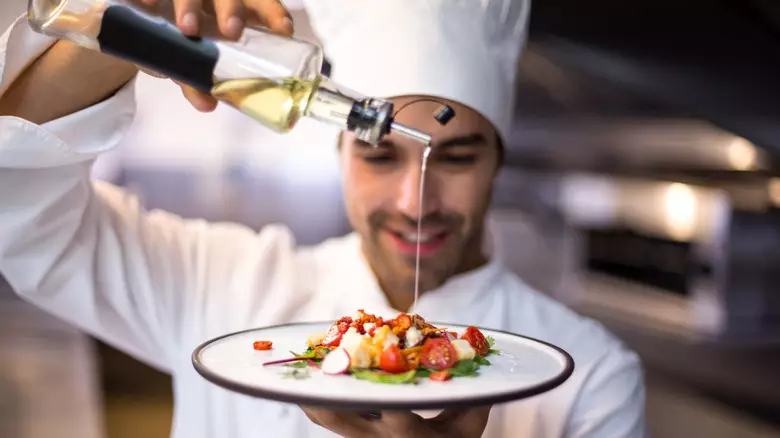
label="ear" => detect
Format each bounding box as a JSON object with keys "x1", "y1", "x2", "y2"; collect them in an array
[
  {"x1": 337, "y1": 131, "x2": 350, "y2": 170},
  {"x1": 492, "y1": 133, "x2": 505, "y2": 176}
]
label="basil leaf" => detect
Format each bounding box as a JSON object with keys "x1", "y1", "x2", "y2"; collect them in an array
[
  {"x1": 351, "y1": 370, "x2": 418, "y2": 384},
  {"x1": 416, "y1": 368, "x2": 431, "y2": 378},
  {"x1": 292, "y1": 347, "x2": 328, "y2": 359},
  {"x1": 447, "y1": 359, "x2": 480, "y2": 377},
  {"x1": 281, "y1": 369, "x2": 310, "y2": 380},
  {"x1": 474, "y1": 355, "x2": 491, "y2": 366}
]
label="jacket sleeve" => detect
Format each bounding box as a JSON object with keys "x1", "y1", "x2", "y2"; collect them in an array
[
  {"x1": 0, "y1": 15, "x2": 295, "y2": 372},
  {"x1": 565, "y1": 349, "x2": 647, "y2": 437}
]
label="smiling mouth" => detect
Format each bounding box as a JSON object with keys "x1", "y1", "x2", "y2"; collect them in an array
[
  {"x1": 395, "y1": 232, "x2": 445, "y2": 244},
  {"x1": 385, "y1": 229, "x2": 449, "y2": 256}
]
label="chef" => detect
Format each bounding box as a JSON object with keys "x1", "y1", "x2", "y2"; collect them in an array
[{"x1": 0, "y1": 0, "x2": 646, "y2": 437}]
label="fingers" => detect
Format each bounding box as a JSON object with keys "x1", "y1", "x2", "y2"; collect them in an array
[
  {"x1": 301, "y1": 408, "x2": 374, "y2": 438},
  {"x1": 379, "y1": 411, "x2": 425, "y2": 436},
  {"x1": 177, "y1": 82, "x2": 218, "y2": 112},
  {"x1": 428, "y1": 405, "x2": 493, "y2": 437},
  {"x1": 172, "y1": 0, "x2": 203, "y2": 36},
  {"x1": 138, "y1": 66, "x2": 168, "y2": 79},
  {"x1": 212, "y1": 0, "x2": 245, "y2": 39},
  {"x1": 244, "y1": 0, "x2": 294, "y2": 36},
  {"x1": 170, "y1": 0, "x2": 292, "y2": 39}
]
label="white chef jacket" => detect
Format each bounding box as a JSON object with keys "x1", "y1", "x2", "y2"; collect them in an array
[{"x1": 0, "y1": 16, "x2": 646, "y2": 438}]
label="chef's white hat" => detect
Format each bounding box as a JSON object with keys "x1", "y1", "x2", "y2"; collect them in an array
[{"x1": 302, "y1": 0, "x2": 531, "y2": 144}]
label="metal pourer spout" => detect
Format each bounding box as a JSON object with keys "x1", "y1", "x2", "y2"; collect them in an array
[
  {"x1": 346, "y1": 97, "x2": 454, "y2": 147},
  {"x1": 390, "y1": 122, "x2": 432, "y2": 146},
  {"x1": 347, "y1": 97, "x2": 433, "y2": 147}
]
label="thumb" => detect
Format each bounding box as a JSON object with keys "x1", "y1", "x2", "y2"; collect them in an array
[
  {"x1": 137, "y1": 65, "x2": 168, "y2": 79},
  {"x1": 175, "y1": 80, "x2": 218, "y2": 112}
]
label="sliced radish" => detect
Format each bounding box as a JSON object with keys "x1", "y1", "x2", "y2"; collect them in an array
[{"x1": 320, "y1": 348, "x2": 351, "y2": 375}]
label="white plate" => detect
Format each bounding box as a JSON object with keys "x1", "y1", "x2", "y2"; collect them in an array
[{"x1": 192, "y1": 322, "x2": 574, "y2": 411}]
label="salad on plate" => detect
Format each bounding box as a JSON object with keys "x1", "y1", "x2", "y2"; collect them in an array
[{"x1": 256, "y1": 310, "x2": 500, "y2": 384}]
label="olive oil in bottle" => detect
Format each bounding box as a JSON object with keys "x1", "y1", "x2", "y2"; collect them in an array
[{"x1": 211, "y1": 77, "x2": 318, "y2": 133}]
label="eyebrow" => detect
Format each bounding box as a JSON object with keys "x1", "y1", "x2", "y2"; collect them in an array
[
  {"x1": 434, "y1": 133, "x2": 487, "y2": 149},
  {"x1": 369, "y1": 133, "x2": 488, "y2": 149}
]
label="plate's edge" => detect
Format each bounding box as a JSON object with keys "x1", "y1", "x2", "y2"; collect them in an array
[{"x1": 191, "y1": 321, "x2": 576, "y2": 411}]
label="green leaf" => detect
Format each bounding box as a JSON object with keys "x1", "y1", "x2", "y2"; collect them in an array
[
  {"x1": 416, "y1": 368, "x2": 431, "y2": 378},
  {"x1": 351, "y1": 370, "x2": 418, "y2": 385},
  {"x1": 446, "y1": 359, "x2": 481, "y2": 377},
  {"x1": 486, "y1": 336, "x2": 496, "y2": 347},
  {"x1": 488, "y1": 349, "x2": 500, "y2": 356},
  {"x1": 284, "y1": 361, "x2": 309, "y2": 369},
  {"x1": 281, "y1": 369, "x2": 310, "y2": 380},
  {"x1": 474, "y1": 355, "x2": 491, "y2": 366},
  {"x1": 292, "y1": 347, "x2": 328, "y2": 360}
]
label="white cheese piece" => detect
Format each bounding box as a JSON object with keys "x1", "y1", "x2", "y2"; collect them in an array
[
  {"x1": 350, "y1": 342, "x2": 373, "y2": 369},
  {"x1": 307, "y1": 332, "x2": 326, "y2": 347},
  {"x1": 340, "y1": 328, "x2": 373, "y2": 368},
  {"x1": 340, "y1": 327, "x2": 363, "y2": 357},
  {"x1": 451, "y1": 339, "x2": 476, "y2": 361},
  {"x1": 405, "y1": 326, "x2": 423, "y2": 348},
  {"x1": 383, "y1": 332, "x2": 400, "y2": 349}
]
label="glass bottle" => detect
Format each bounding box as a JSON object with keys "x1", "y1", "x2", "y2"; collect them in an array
[{"x1": 26, "y1": 0, "x2": 433, "y2": 145}]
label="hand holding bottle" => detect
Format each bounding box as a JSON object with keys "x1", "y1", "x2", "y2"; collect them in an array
[
  {"x1": 136, "y1": 0, "x2": 294, "y2": 112},
  {"x1": 0, "y1": 0, "x2": 294, "y2": 124}
]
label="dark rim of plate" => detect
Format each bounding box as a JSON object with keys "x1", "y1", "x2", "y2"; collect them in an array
[{"x1": 191, "y1": 321, "x2": 576, "y2": 411}]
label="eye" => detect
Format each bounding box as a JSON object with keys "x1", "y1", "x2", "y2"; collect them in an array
[
  {"x1": 440, "y1": 154, "x2": 477, "y2": 165},
  {"x1": 363, "y1": 153, "x2": 397, "y2": 165}
]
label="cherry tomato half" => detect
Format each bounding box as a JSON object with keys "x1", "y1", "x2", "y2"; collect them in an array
[
  {"x1": 429, "y1": 370, "x2": 452, "y2": 381},
  {"x1": 461, "y1": 326, "x2": 490, "y2": 356},
  {"x1": 253, "y1": 341, "x2": 273, "y2": 351},
  {"x1": 420, "y1": 338, "x2": 457, "y2": 370},
  {"x1": 379, "y1": 344, "x2": 410, "y2": 374}
]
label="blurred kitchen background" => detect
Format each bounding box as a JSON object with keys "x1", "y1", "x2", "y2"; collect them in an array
[{"x1": 3, "y1": 0, "x2": 780, "y2": 437}]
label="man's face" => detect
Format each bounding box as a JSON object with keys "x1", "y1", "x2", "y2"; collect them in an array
[{"x1": 340, "y1": 97, "x2": 501, "y2": 297}]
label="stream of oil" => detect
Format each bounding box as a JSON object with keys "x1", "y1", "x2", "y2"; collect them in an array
[{"x1": 411, "y1": 145, "x2": 433, "y2": 313}]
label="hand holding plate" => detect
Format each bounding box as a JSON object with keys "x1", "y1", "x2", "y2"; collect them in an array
[{"x1": 301, "y1": 406, "x2": 493, "y2": 438}]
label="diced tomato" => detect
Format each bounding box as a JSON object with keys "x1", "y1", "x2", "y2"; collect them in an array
[
  {"x1": 368, "y1": 325, "x2": 377, "y2": 336},
  {"x1": 379, "y1": 344, "x2": 409, "y2": 374},
  {"x1": 397, "y1": 314, "x2": 412, "y2": 330},
  {"x1": 420, "y1": 338, "x2": 457, "y2": 370},
  {"x1": 448, "y1": 331, "x2": 458, "y2": 339},
  {"x1": 253, "y1": 341, "x2": 273, "y2": 351},
  {"x1": 336, "y1": 316, "x2": 353, "y2": 327},
  {"x1": 322, "y1": 323, "x2": 349, "y2": 347},
  {"x1": 429, "y1": 370, "x2": 452, "y2": 381},
  {"x1": 461, "y1": 326, "x2": 490, "y2": 356}
]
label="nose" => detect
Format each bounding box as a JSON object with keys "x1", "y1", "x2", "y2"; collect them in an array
[{"x1": 395, "y1": 160, "x2": 440, "y2": 219}]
